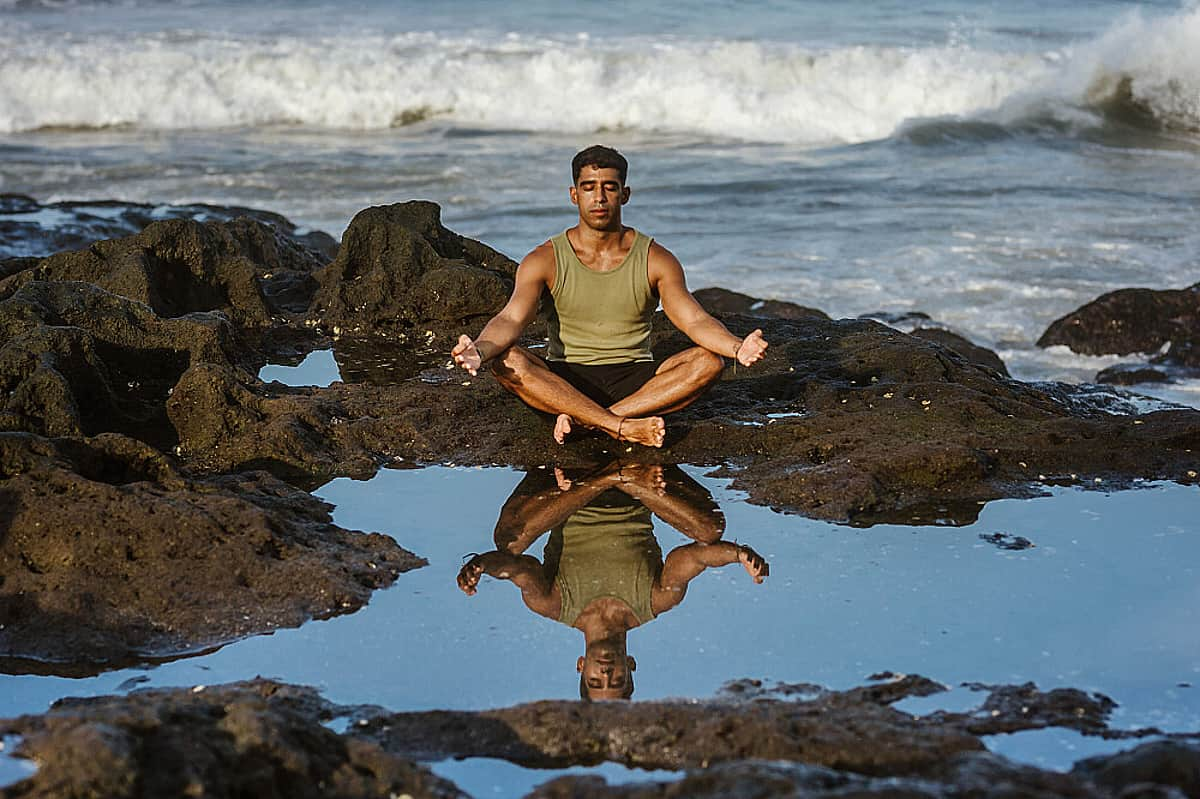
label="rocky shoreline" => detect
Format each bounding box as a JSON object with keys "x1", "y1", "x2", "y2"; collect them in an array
[{"x1": 1, "y1": 195, "x2": 1198, "y2": 796}]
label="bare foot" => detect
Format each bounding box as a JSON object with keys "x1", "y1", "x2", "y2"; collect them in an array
[
  {"x1": 553, "y1": 467, "x2": 573, "y2": 491},
  {"x1": 618, "y1": 463, "x2": 666, "y2": 495},
  {"x1": 553, "y1": 413, "x2": 573, "y2": 444},
  {"x1": 737, "y1": 544, "x2": 769, "y2": 584},
  {"x1": 611, "y1": 416, "x2": 666, "y2": 448}
]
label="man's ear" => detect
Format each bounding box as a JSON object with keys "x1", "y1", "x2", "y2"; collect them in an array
[
  {"x1": 627, "y1": 656, "x2": 637, "y2": 672},
  {"x1": 577, "y1": 656, "x2": 585, "y2": 673},
  {"x1": 620, "y1": 186, "x2": 631, "y2": 205},
  {"x1": 569, "y1": 186, "x2": 580, "y2": 206}
]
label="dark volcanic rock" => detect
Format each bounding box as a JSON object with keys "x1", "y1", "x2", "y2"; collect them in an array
[
  {"x1": 0, "y1": 680, "x2": 463, "y2": 799},
  {"x1": 0, "y1": 431, "x2": 423, "y2": 669},
  {"x1": 910, "y1": 327, "x2": 1010, "y2": 376},
  {"x1": 1038, "y1": 282, "x2": 1200, "y2": 367},
  {"x1": 0, "y1": 194, "x2": 338, "y2": 261},
  {"x1": 693, "y1": 287, "x2": 829, "y2": 321},
  {"x1": 308, "y1": 201, "x2": 517, "y2": 340},
  {"x1": 0, "y1": 215, "x2": 328, "y2": 328},
  {"x1": 1097, "y1": 363, "x2": 1175, "y2": 386},
  {"x1": 364, "y1": 676, "x2": 984, "y2": 773},
  {"x1": 0, "y1": 280, "x2": 244, "y2": 448},
  {"x1": 1073, "y1": 740, "x2": 1200, "y2": 797},
  {"x1": 166, "y1": 304, "x2": 1200, "y2": 524},
  {"x1": 2, "y1": 677, "x2": 1194, "y2": 799},
  {"x1": 526, "y1": 756, "x2": 1105, "y2": 798}
]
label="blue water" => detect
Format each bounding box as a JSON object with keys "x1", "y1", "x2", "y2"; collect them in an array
[{"x1": 2, "y1": 466, "x2": 1197, "y2": 786}]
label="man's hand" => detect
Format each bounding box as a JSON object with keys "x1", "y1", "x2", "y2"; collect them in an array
[
  {"x1": 735, "y1": 329, "x2": 768, "y2": 367},
  {"x1": 457, "y1": 554, "x2": 486, "y2": 595},
  {"x1": 737, "y1": 544, "x2": 769, "y2": 584},
  {"x1": 452, "y1": 334, "x2": 483, "y2": 376}
]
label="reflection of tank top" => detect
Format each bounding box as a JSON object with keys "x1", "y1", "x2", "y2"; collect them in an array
[
  {"x1": 546, "y1": 229, "x2": 656, "y2": 365},
  {"x1": 545, "y1": 501, "x2": 663, "y2": 626}
]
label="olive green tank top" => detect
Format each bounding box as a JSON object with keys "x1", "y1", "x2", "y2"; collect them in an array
[
  {"x1": 544, "y1": 502, "x2": 662, "y2": 627},
  {"x1": 546, "y1": 229, "x2": 657, "y2": 365}
]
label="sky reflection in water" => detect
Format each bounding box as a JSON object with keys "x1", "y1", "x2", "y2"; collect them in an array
[{"x1": 2, "y1": 463, "x2": 1197, "y2": 776}]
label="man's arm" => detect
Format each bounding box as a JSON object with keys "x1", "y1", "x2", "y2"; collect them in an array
[
  {"x1": 648, "y1": 243, "x2": 768, "y2": 367},
  {"x1": 452, "y1": 241, "x2": 554, "y2": 375},
  {"x1": 457, "y1": 551, "x2": 560, "y2": 618},
  {"x1": 493, "y1": 467, "x2": 623, "y2": 553},
  {"x1": 611, "y1": 463, "x2": 725, "y2": 544},
  {"x1": 651, "y1": 542, "x2": 769, "y2": 615}
]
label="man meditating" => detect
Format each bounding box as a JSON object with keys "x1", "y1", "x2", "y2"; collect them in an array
[{"x1": 452, "y1": 145, "x2": 768, "y2": 447}]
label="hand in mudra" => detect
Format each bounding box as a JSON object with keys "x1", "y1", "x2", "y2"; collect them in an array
[
  {"x1": 735, "y1": 329, "x2": 768, "y2": 367},
  {"x1": 452, "y1": 334, "x2": 482, "y2": 376}
]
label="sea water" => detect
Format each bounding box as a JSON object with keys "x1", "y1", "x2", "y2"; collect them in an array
[{"x1": 1, "y1": 0, "x2": 1198, "y2": 404}]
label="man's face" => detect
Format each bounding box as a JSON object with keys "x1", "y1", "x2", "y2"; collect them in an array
[
  {"x1": 577, "y1": 643, "x2": 636, "y2": 700},
  {"x1": 570, "y1": 165, "x2": 630, "y2": 230}
]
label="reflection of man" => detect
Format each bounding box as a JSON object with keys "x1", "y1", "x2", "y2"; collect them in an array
[
  {"x1": 457, "y1": 462, "x2": 768, "y2": 700},
  {"x1": 451, "y1": 145, "x2": 768, "y2": 448}
]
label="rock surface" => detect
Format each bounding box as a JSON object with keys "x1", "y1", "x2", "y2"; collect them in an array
[
  {"x1": 0, "y1": 431, "x2": 422, "y2": 669},
  {"x1": 0, "y1": 194, "x2": 338, "y2": 261},
  {"x1": 1038, "y1": 282, "x2": 1200, "y2": 367},
  {"x1": 0, "y1": 215, "x2": 328, "y2": 330},
  {"x1": 308, "y1": 201, "x2": 517, "y2": 339},
  {"x1": 0, "y1": 680, "x2": 463, "y2": 799},
  {"x1": 3, "y1": 678, "x2": 1196, "y2": 799}
]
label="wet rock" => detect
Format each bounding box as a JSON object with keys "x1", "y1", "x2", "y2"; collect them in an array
[
  {"x1": 0, "y1": 431, "x2": 422, "y2": 669},
  {"x1": 0, "y1": 194, "x2": 337, "y2": 261},
  {"x1": 0, "y1": 680, "x2": 463, "y2": 799},
  {"x1": 978, "y1": 532, "x2": 1035, "y2": 550},
  {"x1": 942, "y1": 682, "x2": 1121, "y2": 737},
  {"x1": 1073, "y1": 740, "x2": 1200, "y2": 798},
  {"x1": 653, "y1": 314, "x2": 1200, "y2": 523},
  {"x1": 0, "y1": 280, "x2": 244, "y2": 449},
  {"x1": 363, "y1": 677, "x2": 983, "y2": 774},
  {"x1": 1038, "y1": 283, "x2": 1200, "y2": 368},
  {"x1": 909, "y1": 327, "x2": 1010, "y2": 376},
  {"x1": 527, "y1": 754, "x2": 1109, "y2": 798},
  {"x1": 693, "y1": 287, "x2": 829, "y2": 321},
  {"x1": 1097, "y1": 363, "x2": 1175, "y2": 386},
  {"x1": 0, "y1": 215, "x2": 328, "y2": 328},
  {"x1": 308, "y1": 201, "x2": 517, "y2": 340},
  {"x1": 168, "y1": 303, "x2": 1200, "y2": 524}
]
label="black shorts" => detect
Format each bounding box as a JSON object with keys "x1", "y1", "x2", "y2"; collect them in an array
[{"x1": 544, "y1": 358, "x2": 660, "y2": 408}]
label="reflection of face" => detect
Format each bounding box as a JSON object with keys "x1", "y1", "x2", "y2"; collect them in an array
[{"x1": 578, "y1": 640, "x2": 636, "y2": 700}]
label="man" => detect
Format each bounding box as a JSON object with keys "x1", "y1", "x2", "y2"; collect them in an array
[
  {"x1": 457, "y1": 461, "x2": 769, "y2": 700},
  {"x1": 452, "y1": 145, "x2": 768, "y2": 448}
]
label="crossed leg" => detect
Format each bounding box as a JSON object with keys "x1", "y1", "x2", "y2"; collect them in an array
[{"x1": 491, "y1": 346, "x2": 724, "y2": 448}]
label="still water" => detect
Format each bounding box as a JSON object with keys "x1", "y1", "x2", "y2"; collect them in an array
[{"x1": 3, "y1": 458, "x2": 1197, "y2": 793}]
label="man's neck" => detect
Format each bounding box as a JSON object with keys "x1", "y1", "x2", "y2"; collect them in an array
[
  {"x1": 575, "y1": 598, "x2": 639, "y2": 637},
  {"x1": 571, "y1": 221, "x2": 629, "y2": 251}
]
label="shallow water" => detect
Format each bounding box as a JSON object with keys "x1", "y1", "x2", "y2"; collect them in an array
[{"x1": 3, "y1": 463, "x2": 1197, "y2": 792}]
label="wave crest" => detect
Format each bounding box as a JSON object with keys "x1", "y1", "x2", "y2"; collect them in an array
[{"x1": 1, "y1": 6, "x2": 1198, "y2": 144}]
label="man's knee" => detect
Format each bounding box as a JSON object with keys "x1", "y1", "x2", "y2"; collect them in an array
[{"x1": 691, "y1": 348, "x2": 726, "y2": 384}]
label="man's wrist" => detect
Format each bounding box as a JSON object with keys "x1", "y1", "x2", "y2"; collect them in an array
[{"x1": 475, "y1": 342, "x2": 489, "y2": 364}]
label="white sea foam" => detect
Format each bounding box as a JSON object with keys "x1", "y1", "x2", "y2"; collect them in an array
[{"x1": 1, "y1": 5, "x2": 1197, "y2": 142}]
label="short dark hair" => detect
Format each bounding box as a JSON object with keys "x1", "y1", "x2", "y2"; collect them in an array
[{"x1": 572, "y1": 145, "x2": 628, "y2": 185}]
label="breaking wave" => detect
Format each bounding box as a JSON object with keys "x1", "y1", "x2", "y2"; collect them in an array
[{"x1": 1, "y1": 5, "x2": 1197, "y2": 143}]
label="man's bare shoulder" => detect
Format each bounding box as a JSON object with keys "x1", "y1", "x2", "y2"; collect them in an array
[
  {"x1": 514, "y1": 239, "x2": 556, "y2": 286},
  {"x1": 647, "y1": 239, "x2": 685, "y2": 285}
]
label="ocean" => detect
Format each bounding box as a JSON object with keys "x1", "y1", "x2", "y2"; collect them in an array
[
  {"x1": 2, "y1": 0, "x2": 1198, "y2": 405},
  {"x1": 2, "y1": 2, "x2": 1200, "y2": 792}
]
